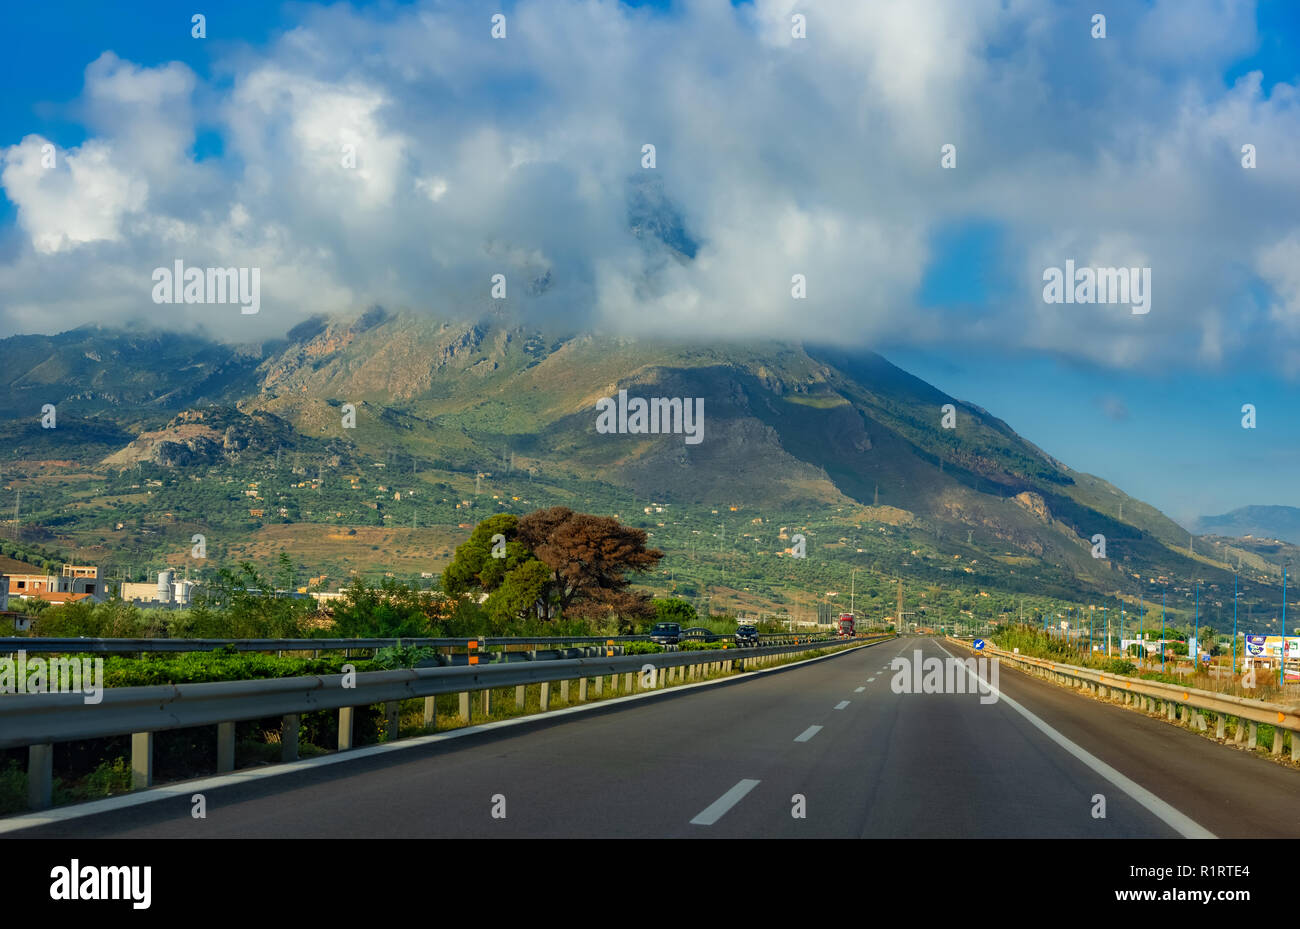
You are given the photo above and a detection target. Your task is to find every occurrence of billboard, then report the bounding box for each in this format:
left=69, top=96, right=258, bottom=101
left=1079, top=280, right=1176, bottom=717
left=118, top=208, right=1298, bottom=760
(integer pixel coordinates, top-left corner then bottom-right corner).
left=1243, top=635, right=1300, bottom=680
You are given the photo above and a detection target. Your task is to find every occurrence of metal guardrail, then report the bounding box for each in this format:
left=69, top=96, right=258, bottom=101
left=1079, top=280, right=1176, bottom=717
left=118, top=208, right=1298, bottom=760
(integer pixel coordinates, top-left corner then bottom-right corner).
left=950, top=637, right=1300, bottom=758
left=6, top=633, right=894, bottom=813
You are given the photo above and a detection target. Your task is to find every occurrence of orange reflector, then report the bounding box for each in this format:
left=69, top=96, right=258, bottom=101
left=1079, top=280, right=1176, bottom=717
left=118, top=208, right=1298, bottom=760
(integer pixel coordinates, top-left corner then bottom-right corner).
left=468, top=640, right=478, bottom=650
left=1279, top=712, right=1286, bottom=724
left=469, top=656, right=478, bottom=665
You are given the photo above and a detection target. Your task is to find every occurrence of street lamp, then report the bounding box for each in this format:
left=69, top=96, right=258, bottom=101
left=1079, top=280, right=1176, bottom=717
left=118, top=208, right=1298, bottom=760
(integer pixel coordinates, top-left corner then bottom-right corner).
left=1194, top=581, right=1200, bottom=671
left=1282, top=560, right=1289, bottom=687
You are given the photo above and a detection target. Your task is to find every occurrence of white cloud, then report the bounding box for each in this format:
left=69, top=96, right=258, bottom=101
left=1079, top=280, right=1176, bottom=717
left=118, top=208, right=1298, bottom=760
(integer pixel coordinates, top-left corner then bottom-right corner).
left=1, top=135, right=147, bottom=254
left=0, top=0, right=1296, bottom=373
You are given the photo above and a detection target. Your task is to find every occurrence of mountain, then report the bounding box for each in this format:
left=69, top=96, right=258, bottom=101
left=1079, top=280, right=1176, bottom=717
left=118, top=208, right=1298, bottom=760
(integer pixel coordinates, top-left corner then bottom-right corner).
left=1199, top=506, right=1300, bottom=546
left=0, top=310, right=1274, bottom=620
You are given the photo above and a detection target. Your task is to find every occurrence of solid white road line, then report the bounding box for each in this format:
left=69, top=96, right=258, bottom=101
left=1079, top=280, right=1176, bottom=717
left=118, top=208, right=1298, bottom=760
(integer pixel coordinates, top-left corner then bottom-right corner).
left=867, top=677, right=876, bottom=683
left=834, top=700, right=850, bottom=709
left=935, top=641, right=1216, bottom=839
left=855, top=686, right=865, bottom=692
left=794, top=725, right=823, bottom=742
left=690, top=779, right=761, bottom=825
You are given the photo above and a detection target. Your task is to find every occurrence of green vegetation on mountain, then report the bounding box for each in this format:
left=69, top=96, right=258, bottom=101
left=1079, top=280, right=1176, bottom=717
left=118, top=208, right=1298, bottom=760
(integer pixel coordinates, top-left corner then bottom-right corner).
left=0, top=310, right=1289, bottom=632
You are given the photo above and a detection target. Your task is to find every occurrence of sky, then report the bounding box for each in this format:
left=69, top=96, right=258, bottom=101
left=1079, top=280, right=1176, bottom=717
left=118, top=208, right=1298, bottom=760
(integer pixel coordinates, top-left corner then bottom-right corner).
left=0, top=0, right=1298, bottom=527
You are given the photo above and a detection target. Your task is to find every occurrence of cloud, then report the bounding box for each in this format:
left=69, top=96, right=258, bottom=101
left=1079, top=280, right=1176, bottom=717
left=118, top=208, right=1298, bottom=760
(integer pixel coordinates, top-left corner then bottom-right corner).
left=0, top=0, right=1296, bottom=375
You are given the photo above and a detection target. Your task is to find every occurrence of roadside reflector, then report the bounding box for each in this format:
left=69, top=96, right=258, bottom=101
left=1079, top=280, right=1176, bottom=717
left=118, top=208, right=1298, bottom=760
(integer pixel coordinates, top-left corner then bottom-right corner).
left=468, top=639, right=479, bottom=665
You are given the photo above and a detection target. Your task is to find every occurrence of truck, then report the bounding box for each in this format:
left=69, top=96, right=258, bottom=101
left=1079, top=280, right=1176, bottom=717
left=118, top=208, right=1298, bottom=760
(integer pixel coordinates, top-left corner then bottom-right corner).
left=837, top=613, right=856, bottom=637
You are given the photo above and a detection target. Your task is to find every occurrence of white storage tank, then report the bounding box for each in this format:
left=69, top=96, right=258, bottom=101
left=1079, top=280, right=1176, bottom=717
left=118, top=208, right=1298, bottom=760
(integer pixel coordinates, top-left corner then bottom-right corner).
left=157, top=569, right=174, bottom=604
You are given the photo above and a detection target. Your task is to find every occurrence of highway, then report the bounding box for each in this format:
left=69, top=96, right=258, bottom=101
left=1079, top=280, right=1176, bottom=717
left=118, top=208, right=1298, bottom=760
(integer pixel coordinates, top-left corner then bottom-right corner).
left=10, top=636, right=1300, bottom=838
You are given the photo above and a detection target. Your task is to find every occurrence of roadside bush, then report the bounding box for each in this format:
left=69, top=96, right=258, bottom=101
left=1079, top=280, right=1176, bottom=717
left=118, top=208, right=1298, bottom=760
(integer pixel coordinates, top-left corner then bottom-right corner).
left=0, top=761, right=25, bottom=816
left=80, top=757, right=132, bottom=799
left=371, top=646, right=439, bottom=669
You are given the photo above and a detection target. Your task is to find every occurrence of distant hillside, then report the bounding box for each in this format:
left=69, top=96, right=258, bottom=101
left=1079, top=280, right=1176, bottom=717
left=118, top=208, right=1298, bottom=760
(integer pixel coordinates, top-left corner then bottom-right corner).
left=1199, top=506, right=1300, bottom=546
left=0, top=310, right=1267, bottom=608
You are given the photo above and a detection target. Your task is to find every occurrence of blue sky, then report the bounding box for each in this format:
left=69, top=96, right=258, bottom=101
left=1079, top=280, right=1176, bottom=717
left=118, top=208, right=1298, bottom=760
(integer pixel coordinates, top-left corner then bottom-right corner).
left=1, top=0, right=1298, bottom=526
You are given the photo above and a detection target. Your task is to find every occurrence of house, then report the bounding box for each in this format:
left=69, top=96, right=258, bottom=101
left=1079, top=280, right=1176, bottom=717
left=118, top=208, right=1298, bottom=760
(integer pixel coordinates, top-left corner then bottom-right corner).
left=2, top=564, right=105, bottom=603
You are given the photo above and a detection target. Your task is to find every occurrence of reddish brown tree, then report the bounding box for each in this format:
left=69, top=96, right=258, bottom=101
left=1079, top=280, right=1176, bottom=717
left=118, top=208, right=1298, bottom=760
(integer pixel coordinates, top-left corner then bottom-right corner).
left=516, top=507, right=663, bottom=619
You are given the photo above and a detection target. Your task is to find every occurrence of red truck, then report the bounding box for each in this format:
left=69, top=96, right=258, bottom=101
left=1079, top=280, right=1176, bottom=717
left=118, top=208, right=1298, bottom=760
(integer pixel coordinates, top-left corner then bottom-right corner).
left=838, top=613, right=856, bottom=637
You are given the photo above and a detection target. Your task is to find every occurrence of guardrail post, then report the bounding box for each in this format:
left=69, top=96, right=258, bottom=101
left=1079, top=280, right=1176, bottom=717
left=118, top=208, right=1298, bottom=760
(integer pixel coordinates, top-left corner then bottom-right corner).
left=338, top=707, right=354, bottom=751
left=624, top=672, right=633, bottom=692
left=561, top=680, right=570, bottom=703
left=483, top=688, right=493, bottom=716
left=132, top=732, right=153, bottom=789
left=1235, top=718, right=1247, bottom=744
left=579, top=677, right=588, bottom=701
left=1248, top=721, right=1258, bottom=750
left=540, top=682, right=551, bottom=711
left=1292, top=731, right=1300, bottom=763
left=282, top=714, right=299, bottom=762
left=385, top=702, right=400, bottom=741
left=515, top=685, right=526, bottom=710
left=1215, top=715, right=1225, bottom=739
left=217, top=721, right=236, bottom=772
left=1272, top=728, right=1284, bottom=756
left=459, top=692, right=472, bottom=723
left=423, top=697, right=437, bottom=729
left=595, top=675, right=603, bottom=696
left=27, top=744, right=53, bottom=811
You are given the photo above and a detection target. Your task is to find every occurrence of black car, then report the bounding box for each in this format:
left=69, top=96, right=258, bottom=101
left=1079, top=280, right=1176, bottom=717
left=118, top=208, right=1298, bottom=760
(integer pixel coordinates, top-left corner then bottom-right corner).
left=649, top=622, right=683, bottom=645
left=734, top=624, right=759, bottom=647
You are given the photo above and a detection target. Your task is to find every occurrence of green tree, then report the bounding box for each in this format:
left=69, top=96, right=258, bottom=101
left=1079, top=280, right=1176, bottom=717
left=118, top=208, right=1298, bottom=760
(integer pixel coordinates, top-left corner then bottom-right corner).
left=653, top=598, right=697, bottom=625
left=442, top=507, right=663, bottom=623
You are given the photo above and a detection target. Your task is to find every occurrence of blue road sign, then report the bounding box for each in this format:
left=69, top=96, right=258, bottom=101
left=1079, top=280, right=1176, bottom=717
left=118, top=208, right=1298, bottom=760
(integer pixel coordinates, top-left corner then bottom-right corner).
left=973, top=639, right=985, bottom=650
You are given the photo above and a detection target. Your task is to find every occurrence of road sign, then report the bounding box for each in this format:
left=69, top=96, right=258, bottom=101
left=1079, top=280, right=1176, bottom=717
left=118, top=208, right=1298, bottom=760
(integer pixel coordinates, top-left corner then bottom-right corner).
left=973, top=639, right=985, bottom=650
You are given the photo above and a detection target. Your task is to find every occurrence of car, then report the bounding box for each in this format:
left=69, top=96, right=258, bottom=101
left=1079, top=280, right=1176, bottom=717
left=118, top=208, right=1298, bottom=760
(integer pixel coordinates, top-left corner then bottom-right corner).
left=648, top=622, right=683, bottom=646
left=734, top=624, right=759, bottom=647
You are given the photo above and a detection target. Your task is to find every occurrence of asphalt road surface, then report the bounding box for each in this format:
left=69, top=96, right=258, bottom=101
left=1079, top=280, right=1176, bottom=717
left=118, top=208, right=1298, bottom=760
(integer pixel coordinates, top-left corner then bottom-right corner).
left=12, top=636, right=1300, bottom=838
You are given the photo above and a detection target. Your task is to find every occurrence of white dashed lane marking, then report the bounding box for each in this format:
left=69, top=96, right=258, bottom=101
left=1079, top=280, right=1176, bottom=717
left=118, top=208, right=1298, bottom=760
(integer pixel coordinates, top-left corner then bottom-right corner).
left=794, top=725, right=822, bottom=743
left=834, top=700, right=850, bottom=710
left=690, top=779, right=762, bottom=826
